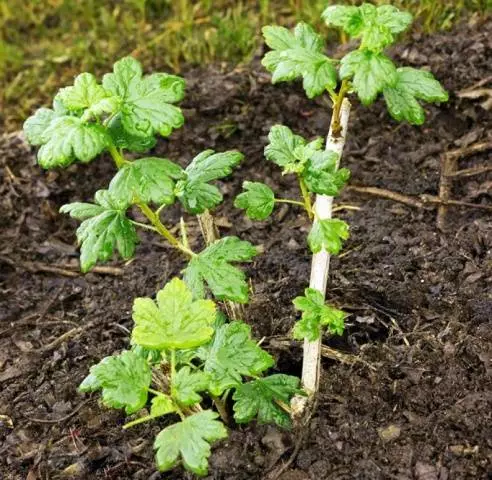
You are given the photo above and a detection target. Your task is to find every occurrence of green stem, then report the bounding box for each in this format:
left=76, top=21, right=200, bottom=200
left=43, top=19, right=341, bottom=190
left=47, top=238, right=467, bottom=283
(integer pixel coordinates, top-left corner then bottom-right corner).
left=274, top=198, right=305, bottom=207
left=331, top=79, right=350, bottom=136
left=170, top=349, right=176, bottom=383
left=108, top=144, right=126, bottom=169
left=137, top=202, right=195, bottom=258
left=130, top=220, right=158, bottom=232
left=298, top=177, right=314, bottom=220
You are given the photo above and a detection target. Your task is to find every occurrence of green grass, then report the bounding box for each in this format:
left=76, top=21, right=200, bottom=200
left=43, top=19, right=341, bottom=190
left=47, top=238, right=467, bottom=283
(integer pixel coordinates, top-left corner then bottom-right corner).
left=1, top=0, right=489, bottom=130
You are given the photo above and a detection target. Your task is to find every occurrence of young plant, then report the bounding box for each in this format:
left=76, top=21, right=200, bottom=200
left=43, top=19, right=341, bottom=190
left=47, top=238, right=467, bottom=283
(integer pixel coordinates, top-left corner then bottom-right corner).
left=23, top=57, right=302, bottom=475
left=79, top=278, right=301, bottom=475
left=23, top=56, right=256, bottom=303
left=235, top=3, right=447, bottom=414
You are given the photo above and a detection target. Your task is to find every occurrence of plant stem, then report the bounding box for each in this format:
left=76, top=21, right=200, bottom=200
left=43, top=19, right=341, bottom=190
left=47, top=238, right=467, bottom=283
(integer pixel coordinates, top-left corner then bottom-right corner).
left=108, top=144, right=126, bottom=169
left=137, top=202, right=195, bottom=258
left=292, top=96, right=351, bottom=419
left=211, top=394, right=230, bottom=425
left=170, top=349, right=176, bottom=383
left=331, top=79, right=350, bottom=136
left=274, top=198, right=305, bottom=207
left=130, top=220, right=159, bottom=232
left=298, top=177, right=314, bottom=220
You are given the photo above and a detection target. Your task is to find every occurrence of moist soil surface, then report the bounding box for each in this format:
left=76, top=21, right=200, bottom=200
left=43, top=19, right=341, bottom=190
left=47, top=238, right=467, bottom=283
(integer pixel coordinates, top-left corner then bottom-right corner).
left=1, top=20, right=491, bottom=480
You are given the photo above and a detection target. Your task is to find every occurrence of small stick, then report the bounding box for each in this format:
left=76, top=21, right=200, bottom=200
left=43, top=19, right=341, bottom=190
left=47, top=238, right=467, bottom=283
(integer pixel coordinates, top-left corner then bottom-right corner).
left=347, top=185, right=426, bottom=209
left=347, top=186, right=492, bottom=212
left=292, top=98, right=351, bottom=419
left=24, top=400, right=91, bottom=424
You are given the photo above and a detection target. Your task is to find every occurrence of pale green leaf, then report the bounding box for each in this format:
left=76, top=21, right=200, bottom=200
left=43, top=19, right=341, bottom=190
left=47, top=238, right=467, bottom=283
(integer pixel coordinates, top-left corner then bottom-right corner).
left=131, top=277, right=215, bottom=350
left=264, top=125, right=306, bottom=170
left=171, top=366, right=209, bottom=406
left=79, top=350, right=151, bottom=414
left=154, top=410, right=227, bottom=475
left=57, top=72, right=109, bottom=112
left=36, top=116, right=110, bottom=168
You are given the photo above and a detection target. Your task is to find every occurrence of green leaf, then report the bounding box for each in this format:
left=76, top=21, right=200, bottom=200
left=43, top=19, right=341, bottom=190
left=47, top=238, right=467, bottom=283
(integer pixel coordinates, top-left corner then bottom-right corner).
left=183, top=237, right=258, bottom=303
left=264, top=125, right=306, bottom=170
left=323, top=3, right=412, bottom=51
left=150, top=395, right=176, bottom=417
left=103, top=56, right=185, bottom=139
left=79, top=350, right=151, bottom=414
left=131, top=277, right=215, bottom=350
left=383, top=67, right=448, bottom=125
left=60, top=190, right=138, bottom=272
left=262, top=22, right=337, bottom=98
left=154, top=410, right=227, bottom=476
left=233, top=374, right=301, bottom=429
left=57, top=72, right=109, bottom=112
left=32, top=115, right=110, bottom=169
left=109, top=157, right=184, bottom=206
left=307, top=218, right=349, bottom=255
left=340, top=50, right=397, bottom=105
left=171, top=366, right=209, bottom=406
left=292, top=288, right=346, bottom=341
left=175, top=150, right=244, bottom=214
left=234, top=181, right=275, bottom=221
left=197, top=321, right=274, bottom=396
left=23, top=108, right=57, bottom=145
left=107, top=114, right=157, bottom=153
left=302, top=150, right=350, bottom=196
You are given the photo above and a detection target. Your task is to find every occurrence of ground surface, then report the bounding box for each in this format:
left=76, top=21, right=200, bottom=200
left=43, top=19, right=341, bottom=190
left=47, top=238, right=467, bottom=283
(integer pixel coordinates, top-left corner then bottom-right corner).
left=0, top=20, right=491, bottom=480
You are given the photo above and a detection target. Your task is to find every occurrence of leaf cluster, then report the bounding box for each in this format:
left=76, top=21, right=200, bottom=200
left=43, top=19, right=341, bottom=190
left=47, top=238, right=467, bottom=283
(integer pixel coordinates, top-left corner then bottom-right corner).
left=80, top=278, right=301, bottom=476
left=262, top=3, right=448, bottom=125
left=24, top=57, right=185, bottom=168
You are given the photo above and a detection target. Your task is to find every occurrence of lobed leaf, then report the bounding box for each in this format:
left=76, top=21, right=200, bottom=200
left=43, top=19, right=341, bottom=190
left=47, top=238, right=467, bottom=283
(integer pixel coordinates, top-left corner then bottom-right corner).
left=383, top=67, right=448, bottom=125
left=154, top=410, right=227, bottom=476
left=109, top=157, right=184, bottom=206
left=171, top=366, right=209, bottom=406
left=323, top=3, right=412, bottom=51
left=79, top=350, right=151, bottom=414
left=261, top=22, right=337, bottom=98
left=234, top=181, right=275, bottom=221
left=183, top=237, right=258, bottom=303
left=339, top=50, right=397, bottom=105
left=307, top=218, right=349, bottom=255
left=57, top=72, right=109, bottom=112
left=60, top=189, right=138, bottom=272
left=264, top=125, right=306, bottom=171
left=197, top=321, right=274, bottom=396
left=176, top=150, right=244, bottom=214
left=35, top=116, right=110, bottom=169
left=292, top=287, right=346, bottom=341
left=103, top=56, right=185, bottom=143
left=233, top=374, right=301, bottom=429
left=131, top=277, right=216, bottom=350
left=302, top=150, right=350, bottom=196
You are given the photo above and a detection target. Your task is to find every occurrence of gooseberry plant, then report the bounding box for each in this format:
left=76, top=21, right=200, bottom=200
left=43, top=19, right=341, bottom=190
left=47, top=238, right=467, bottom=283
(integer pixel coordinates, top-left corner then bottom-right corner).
left=234, top=3, right=447, bottom=414
left=23, top=57, right=302, bottom=475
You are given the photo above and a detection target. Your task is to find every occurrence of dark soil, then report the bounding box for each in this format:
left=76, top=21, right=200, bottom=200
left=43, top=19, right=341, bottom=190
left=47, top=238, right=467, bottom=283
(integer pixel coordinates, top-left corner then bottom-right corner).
left=1, top=19, right=491, bottom=480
